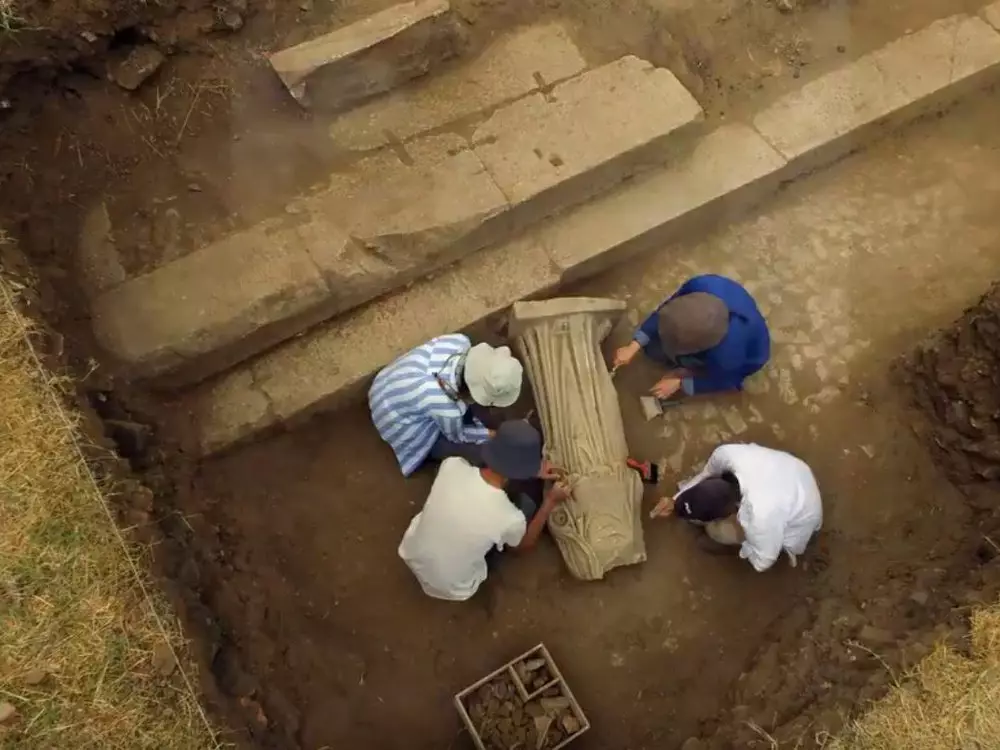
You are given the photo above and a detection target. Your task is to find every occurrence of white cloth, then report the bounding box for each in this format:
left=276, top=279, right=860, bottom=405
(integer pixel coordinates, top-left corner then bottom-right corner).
left=398, top=457, right=527, bottom=601
left=677, top=443, right=823, bottom=572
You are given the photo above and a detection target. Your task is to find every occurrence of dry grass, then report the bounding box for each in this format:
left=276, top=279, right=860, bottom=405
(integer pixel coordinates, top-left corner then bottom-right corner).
left=829, top=603, right=1000, bottom=750
left=0, top=262, right=219, bottom=747
left=0, top=0, right=22, bottom=33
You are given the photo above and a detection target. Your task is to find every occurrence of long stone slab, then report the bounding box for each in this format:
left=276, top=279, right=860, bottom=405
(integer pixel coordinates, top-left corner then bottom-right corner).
left=753, top=14, right=1000, bottom=172
left=328, top=22, right=587, bottom=151
left=186, top=11, right=1000, bottom=456
left=93, top=56, right=704, bottom=386
left=269, top=0, right=467, bottom=112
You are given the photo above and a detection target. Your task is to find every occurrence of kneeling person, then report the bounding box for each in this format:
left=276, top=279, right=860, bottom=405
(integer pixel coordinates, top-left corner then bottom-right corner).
left=651, top=443, right=822, bottom=572
left=399, top=421, right=568, bottom=601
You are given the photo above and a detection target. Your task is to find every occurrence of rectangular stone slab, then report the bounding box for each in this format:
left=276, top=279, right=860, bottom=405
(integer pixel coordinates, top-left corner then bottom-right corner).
left=268, top=0, right=466, bottom=112
left=753, top=14, right=1000, bottom=172
left=471, top=55, right=704, bottom=224
left=328, top=22, right=587, bottom=152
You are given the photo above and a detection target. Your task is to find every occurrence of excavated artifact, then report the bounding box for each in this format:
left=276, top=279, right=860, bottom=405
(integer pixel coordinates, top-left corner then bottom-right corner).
left=510, top=297, right=646, bottom=580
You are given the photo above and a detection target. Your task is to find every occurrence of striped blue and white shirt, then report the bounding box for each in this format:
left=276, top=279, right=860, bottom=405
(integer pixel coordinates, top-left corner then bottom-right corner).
left=369, top=334, right=491, bottom=476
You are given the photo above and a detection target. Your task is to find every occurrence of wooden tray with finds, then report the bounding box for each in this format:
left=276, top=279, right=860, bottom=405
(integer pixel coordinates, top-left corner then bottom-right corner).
left=454, top=644, right=590, bottom=750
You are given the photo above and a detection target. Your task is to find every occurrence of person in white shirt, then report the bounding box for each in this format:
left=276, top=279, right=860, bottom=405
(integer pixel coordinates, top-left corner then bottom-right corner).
left=398, top=420, right=568, bottom=601
left=650, top=443, right=823, bottom=572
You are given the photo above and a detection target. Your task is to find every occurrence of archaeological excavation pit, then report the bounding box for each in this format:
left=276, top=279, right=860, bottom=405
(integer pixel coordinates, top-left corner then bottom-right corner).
left=4, top=0, right=1000, bottom=748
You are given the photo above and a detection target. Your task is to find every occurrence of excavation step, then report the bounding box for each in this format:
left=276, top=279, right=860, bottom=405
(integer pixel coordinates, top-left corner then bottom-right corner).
left=182, top=11, right=1000, bottom=456
left=92, top=54, right=703, bottom=387
left=268, top=0, right=467, bottom=111
left=327, top=22, right=587, bottom=152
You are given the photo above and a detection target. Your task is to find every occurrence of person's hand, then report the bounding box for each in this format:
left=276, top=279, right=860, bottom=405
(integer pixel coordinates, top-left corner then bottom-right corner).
left=537, top=459, right=566, bottom=480
left=651, top=376, right=683, bottom=400
left=545, top=481, right=571, bottom=505
left=613, top=341, right=641, bottom=370
left=649, top=495, right=676, bottom=519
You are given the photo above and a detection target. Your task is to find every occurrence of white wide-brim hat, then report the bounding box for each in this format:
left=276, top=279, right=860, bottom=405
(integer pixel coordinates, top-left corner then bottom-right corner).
left=464, top=343, right=523, bottom=408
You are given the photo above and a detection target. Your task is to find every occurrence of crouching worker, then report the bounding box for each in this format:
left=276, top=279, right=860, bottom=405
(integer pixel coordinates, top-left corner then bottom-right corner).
left=613, top=274, right=770, bottom=403
left=369, top=333, right=524, bottom=476
left=650, top=443, right=822, bottom=572
left=398, top=421, right=568, bottom=601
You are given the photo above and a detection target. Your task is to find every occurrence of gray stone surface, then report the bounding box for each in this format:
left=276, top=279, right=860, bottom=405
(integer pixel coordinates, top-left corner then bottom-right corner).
left=269, top=0, right=466, bottom=112
left=328, top=22, right=586, bottom=151
left=538, top=124, right=789, bottom=283
left=753, top=14, right=1000, bottom=171
left=91, top=220, right=330, bottom=381
left=471, top=55, right=703, bottom=218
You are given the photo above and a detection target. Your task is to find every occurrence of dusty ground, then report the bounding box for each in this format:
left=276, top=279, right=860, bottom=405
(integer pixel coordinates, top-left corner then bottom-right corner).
left=136, top=88, right=1000, bottom=749
left=3, top=0, right=1000, bottom=749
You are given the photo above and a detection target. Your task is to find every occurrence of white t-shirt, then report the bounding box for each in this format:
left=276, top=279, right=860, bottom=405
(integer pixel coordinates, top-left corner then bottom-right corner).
left=398, top=458, right=527, bottom=601
left=677, top=443, right=823, bottom=572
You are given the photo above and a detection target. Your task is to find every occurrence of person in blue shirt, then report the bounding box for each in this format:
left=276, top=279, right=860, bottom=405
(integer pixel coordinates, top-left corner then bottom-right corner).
left=613, top=274, right=770, bottom=401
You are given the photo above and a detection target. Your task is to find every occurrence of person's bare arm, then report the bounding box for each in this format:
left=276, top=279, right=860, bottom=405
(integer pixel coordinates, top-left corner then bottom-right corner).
left=513, top=484, right=569, bottom=551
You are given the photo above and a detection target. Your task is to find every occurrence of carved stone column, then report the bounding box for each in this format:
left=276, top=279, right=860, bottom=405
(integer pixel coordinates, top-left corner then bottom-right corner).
left=510, top=297, right=646, bottom=580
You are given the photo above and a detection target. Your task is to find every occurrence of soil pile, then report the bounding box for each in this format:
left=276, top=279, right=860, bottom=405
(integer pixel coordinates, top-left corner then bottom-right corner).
left=903, top=283, right=1000, bottom=486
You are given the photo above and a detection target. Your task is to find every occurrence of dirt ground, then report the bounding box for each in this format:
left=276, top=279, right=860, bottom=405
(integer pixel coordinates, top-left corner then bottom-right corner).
left=3, top=0, right=1000, bottom=749
left=134, top=89, right=1000, bottom=750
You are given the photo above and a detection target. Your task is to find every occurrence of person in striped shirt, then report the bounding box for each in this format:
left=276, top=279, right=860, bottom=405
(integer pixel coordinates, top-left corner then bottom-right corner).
left=368, top=334, right=525, bottom=476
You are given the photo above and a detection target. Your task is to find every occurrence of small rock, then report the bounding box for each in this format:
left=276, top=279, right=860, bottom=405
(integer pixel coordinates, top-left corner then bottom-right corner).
left=776, top=0, right=795, bottom=12
left=187, top=183, right=203, bottom=193
left=561, top=714, right=581, bottom=735
left=110, top=45, right=166, bottom=92
left=217, top=9, right=244, bottom=31
left=80, top=30, right=98, bottom=43
left=298, top=0, right=313, bottom=10
left=105, top=419, right=152, bottom=458
left=151, top=642, right=177, bottom=676
left=0, top=702, right=15, bottom=723
left=858, top=625, right=895, bottom=646
left=910, top=590, right=929, bottom=606
left=681, top=738, right=706, bottom=750
left=23, top=668, right=47, bottom=686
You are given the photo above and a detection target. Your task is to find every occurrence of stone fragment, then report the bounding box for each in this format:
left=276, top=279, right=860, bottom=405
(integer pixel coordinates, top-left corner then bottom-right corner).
left=269, top=0, right=467, bottom=112
left=151, top=642, right=177, bottom=676
left=0, top=702, right=15, bottom=724
left=110, top=45, right=166, bottom=91
left=77, top=202, right=126, bottom=298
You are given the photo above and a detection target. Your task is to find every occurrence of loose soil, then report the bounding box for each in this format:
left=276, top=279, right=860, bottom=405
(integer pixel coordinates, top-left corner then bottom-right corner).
left=4, top=1, right=1000, bottom=749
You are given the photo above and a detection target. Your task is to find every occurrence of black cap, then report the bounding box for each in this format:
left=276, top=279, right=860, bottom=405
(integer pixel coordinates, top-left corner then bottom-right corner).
left=481, top=421, right=543, bottom=480
left=674, top=476, right=740, bottom=522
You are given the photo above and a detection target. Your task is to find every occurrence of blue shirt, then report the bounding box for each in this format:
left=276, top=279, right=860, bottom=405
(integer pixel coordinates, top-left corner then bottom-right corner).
left=369, top=334, right=491, bottom=476
left=634, top=275, right=770, bottom=394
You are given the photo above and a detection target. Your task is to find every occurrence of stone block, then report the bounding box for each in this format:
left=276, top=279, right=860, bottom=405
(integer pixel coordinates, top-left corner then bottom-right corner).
left=295, top=132, right=509, bottom=307
left=328, top=22, right=586, bottom=151
left=540, top=125, right=789, bottom=282
left=91, top=221, right=330, bottom=381
left=983, top=2, right=1000, bottom=33
left=472, top=56, right=704, bottom=222
left=753, top=14, right=1000, bottom=171
left=246, top=235, right=560, bottom=431
left=269, top=0, right=467, bottom=112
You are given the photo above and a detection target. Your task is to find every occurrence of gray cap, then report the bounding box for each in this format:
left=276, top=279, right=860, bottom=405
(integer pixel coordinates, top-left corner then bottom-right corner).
left=481, top=421, right=543, bottom=480
left=657, top=292, right=729, bottom=356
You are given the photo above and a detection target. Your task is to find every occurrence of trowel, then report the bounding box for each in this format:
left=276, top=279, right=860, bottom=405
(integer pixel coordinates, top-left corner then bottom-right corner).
left=639, top=395, right=684, bottom=421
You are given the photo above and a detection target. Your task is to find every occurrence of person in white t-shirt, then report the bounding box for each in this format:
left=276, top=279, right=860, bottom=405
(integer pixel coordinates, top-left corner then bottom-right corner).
left=398, top=420, right=568, bottom=601
left=650, top=443, right=823, bottom=572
